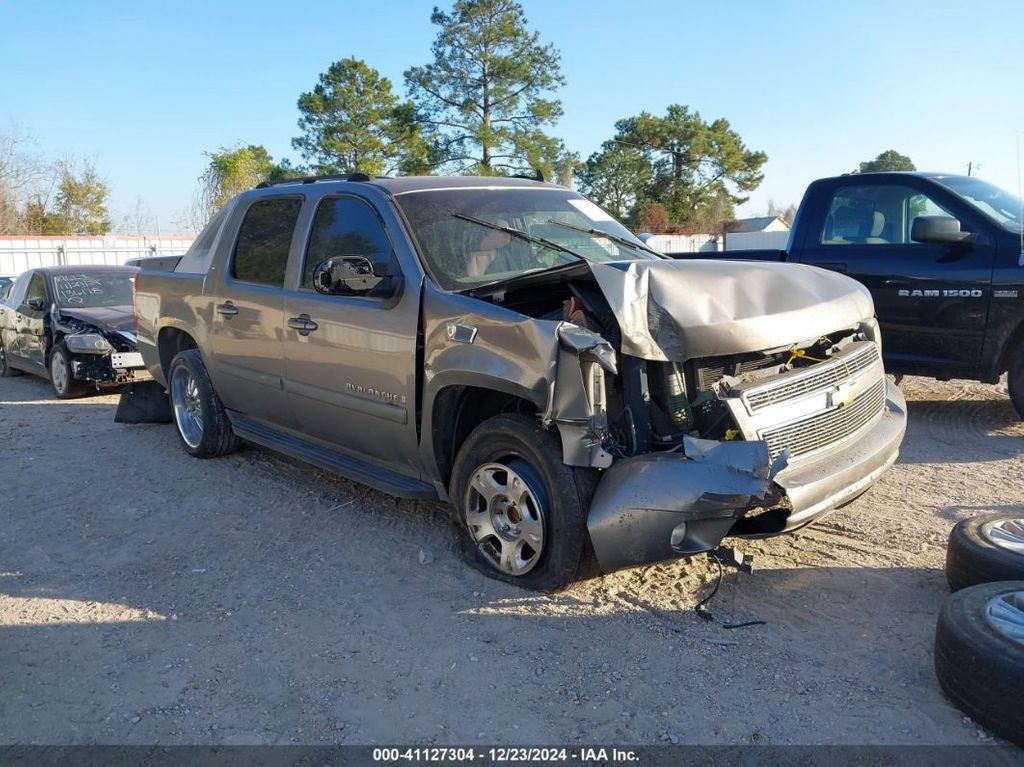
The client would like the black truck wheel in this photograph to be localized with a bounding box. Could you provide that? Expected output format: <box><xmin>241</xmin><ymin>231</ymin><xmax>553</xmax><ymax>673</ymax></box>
<box><xmin>1010</xmin><ymin>349</ymin><xmax>1024</xmax><ymax>419</ymax></box>
<box><xmin>0</xmin><ymin>339</ymin><xmax>22</xmax><ymax>377</ymax></box>
<box><xmin>946</xmin><ymin>513</ymin><xmax>1024</xmax><ymax>592</ymax></box>
<box><xmin>449</xmin><ymin>413</ymin><xmax>598</xmax><ymax>592</ymax></box>
<box><xmin>167</xmin><ymin>349</ymin><xmax>239</xmax><ymax>458</ymax></box>
<box><xmin>934</xmin><ymin>582</ymin><xmax>1024</xmax><ymax>745</ymax></box>
<box><xmin>49</xmin><ymin>342</ymin><xmax>88</xmax><ymax>399</ymax></box>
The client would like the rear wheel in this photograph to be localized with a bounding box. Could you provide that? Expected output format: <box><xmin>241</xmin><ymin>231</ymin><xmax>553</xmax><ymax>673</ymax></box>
<box><xmin>1009</xmin><ymin>348</ymin><xmax>1024</xmax><ymax>419</ymax></box>
<box><xmin>449</xmin><ymin>413</ymin><xmax>597</xmax><ymax>592</ymax></box>
<box><xmin>168</xmin><ymin>349</ymin><xmax>239</xmax><ymax>458</ymax></box>
<box><xmin>0</xmin><ymin>338</ymin><xmax>22</xmax><ymax>377</ymax></box>
<box><xmin>49</xmin><ymin>342</ymin><xmax>87</xmax><ymax>399</ymax></box>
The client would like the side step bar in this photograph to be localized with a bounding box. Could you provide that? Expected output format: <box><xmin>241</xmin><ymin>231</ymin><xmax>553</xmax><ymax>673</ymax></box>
<box><xmin>229</xmin><ymin>412</ymin><xmax>437</xmax><ymax>501</ymax></box>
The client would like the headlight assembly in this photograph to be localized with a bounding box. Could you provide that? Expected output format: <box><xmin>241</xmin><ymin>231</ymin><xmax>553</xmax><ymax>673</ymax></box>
<box><xmin>64</xmin><ymin>333</ymin><xmax>113</xmax><ymax>354</ymax></box>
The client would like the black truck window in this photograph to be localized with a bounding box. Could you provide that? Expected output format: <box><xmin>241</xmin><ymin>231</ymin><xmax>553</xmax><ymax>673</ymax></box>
<box><xmin>301</xmin><ymin>196</ymin><xmax>397</xmax><ymax>294</ymax></box>
<box><xmin>820</xmin><ymin>185</ymin><xmax>955</xmax><ymax>247</ymax></box>
<box><xmin>232</xmin><ymin>197</ymin><xmax>302</xmax><ymax>287</ymax></box>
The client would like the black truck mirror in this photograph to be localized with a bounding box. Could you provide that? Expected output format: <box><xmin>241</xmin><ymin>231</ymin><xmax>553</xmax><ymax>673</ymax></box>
<box><xmin>26</xmin><ymin>296</ymin><xmax>46</xmax><ymax>311</ymax></box>
<box><xmin>911</xmin><ymin>216</ymin><xmax>972</xmax><ymax>244</ymax></box>
<box><xmin>313</xmin><ymin>256</ymin><xmax>387</xmax><ymax>295</ymax></box>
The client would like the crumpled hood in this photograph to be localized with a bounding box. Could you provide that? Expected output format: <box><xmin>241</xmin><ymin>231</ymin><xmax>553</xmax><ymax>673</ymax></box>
<box><xmin>588</xmin><ymin>259</ymin><xmax>875</xmax><ymax>361</ymax></box>
<box><xmin>57</xmin><ymin>305</ymin><xmax>136</xmax><ymax>334</ymax></box>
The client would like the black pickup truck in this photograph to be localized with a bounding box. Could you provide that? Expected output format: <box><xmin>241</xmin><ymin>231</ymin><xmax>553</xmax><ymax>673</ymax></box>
<box><xmin>691</xmin><ymin>173</ymin><xmax>1024</xmax><ymax>416</ymax></box>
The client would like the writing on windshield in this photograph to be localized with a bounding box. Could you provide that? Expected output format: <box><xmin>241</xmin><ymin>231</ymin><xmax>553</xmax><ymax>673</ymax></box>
<box><xmin>53</xmin><ymin>273</ymin><xmax>133</xmax><ymax>307</ymax></box>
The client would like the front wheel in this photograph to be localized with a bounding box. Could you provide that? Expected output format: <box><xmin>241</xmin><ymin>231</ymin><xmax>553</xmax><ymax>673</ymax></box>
<box><xmin>1009</xmin><ymin>348</ymin><xmax>1024</xmax><ymax>419</ymax></box>
<box><xmin>49</xmin><ymin>342</ymin><xmax>87</xmax><ymax>399</ymax></box>
<box><xmin>167</xmin><ymin>349</ymin><xmax>239</xmax><ymax>458</ymax></box>
<box><xmin>449</xmin><ymin>413</ymin><xmax>597</xmax><ymax>592</ymax></box>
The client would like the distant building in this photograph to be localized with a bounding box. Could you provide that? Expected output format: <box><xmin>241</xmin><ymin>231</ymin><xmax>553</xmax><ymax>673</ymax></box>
<box><xmin>723</xmin><ymin>216</ymin><xmax>791</xmax><ymax>251</ymax></box>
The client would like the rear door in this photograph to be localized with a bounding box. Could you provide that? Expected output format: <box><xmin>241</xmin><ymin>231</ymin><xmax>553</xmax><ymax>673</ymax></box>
<box><xmin>793</xmin><ymin>179</ymin><xmax>996</xmax><ymax>368</ymax></box>
<box><xmin>282</xmin><ymin>194</ymin><xmax>420</xmax><ymax>471</ymax></box>
<box><xmin>205</xmin><ymin>195</ymin><xmax>302</xmax><ymax>426</ymax></box>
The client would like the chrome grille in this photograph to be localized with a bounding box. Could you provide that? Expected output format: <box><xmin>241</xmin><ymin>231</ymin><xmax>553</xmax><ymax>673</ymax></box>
<box><xmin>744</xmin><ymin>343</ymin><xmax>880</xmax><ymax>412</ymax></box>
<box><xmin>759</xmin><ymin>378</ymin><xmax>886</xmax><ymax>461</ymax></box>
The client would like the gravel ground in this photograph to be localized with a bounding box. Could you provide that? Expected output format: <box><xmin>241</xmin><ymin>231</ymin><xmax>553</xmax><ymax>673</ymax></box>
<box><xmin>0</xmin><ymin>372</ymin><xmax>1022</xmax><ymax>746</ymax></box>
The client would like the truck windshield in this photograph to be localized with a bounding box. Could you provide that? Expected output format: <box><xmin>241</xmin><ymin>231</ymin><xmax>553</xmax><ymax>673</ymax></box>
<box><xmin>52</xmin><ymin>272</ymin><xmax>134</xmax><ymax>308</ymax></box>
<box><xmin>394</xmin><ymin>187</ymin><xmax>661</xmax><ymax>291</ymax></box>
<box><xmin>936</xmin><ymin>176</ymin><xmax>1023</xmax><ymax>231</ymax></box>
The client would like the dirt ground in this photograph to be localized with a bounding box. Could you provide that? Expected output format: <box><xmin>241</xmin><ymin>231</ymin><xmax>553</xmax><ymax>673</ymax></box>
<box><xmin>1</xmin><ymin>372</ymin><xmax>1022</xmax><ymax>746</ymax></box>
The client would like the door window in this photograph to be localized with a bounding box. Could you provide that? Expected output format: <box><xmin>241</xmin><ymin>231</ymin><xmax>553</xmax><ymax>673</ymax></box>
<box><xmin>232</xmin><ymin>197</ymin><xmax>303</xmax><ymax>287</ymax></box>
<box><xmin>820</xmin><ymin>185</ymin><xmax>957</xmax><ymax>246</ymax></box>
<box><xmin>301</xmin><ymin>196</ymin><xmax>398</xmax><ymax>294</ymax></box>
<box><xmin>25</xmin><ymin>272</ymin><xmax>47</xmax><ymax>308</ymax></box>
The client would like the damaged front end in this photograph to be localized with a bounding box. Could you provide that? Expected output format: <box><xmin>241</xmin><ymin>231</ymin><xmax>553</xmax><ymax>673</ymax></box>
<box><xmin>53</xmin><ymin>309</ymin><xmax>151</xmax><ymax>388</ymax></box>
<box><xmin>468</xmin><ymin>257</ymin><xmax>907</xmax><ymax>574</ymax></box>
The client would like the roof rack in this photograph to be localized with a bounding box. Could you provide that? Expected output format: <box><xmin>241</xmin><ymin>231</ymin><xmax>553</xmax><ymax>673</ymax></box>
<box><xmin>256</xmin><ymin>172</ymin><xmax>375</xmax><ymax>189</ymax></box>
<box><xmin>511</xmin><ymin>169</ymin><xmax>545</xmax><ymax>182</ymax></box>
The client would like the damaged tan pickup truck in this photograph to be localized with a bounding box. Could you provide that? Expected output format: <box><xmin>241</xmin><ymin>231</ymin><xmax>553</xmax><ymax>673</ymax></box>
<box><xmin>129</xmin><ymin>175</ymin><xmax>907</xmax><ymax>590</ymax></box>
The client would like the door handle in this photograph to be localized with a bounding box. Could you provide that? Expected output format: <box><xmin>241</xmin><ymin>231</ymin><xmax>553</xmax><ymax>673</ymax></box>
<box><xmin>287</xmin><ymin>314</ymin><xmax>319</xmax><ymax>336</ymax></box>
<box><xmin>216</xmin><ymin>302</ymin><xmax>239</xmax><ymax>317</ymax></box>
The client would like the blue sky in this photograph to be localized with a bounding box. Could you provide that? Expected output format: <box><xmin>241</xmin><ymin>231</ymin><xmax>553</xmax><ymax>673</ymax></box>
<box><xmin>2</xmin><ymin>0</ymin><xmax>1022</xmax><ymax>232</ymax></box>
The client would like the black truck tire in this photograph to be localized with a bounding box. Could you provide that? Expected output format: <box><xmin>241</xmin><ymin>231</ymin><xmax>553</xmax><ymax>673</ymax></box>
<box><xmin>167</xmin><ymin>349</ymin><xmax>240</xmax><ymax>458</ymax></box>
<box><xmin>49</xmin><ymin>342</ymin><xmax>88</xmax><ymax>399</ymax></box>
<box><xmin>449</xmin><ymin>413</ymin><xmax>598</xmax><ymax>592</ymax></box>
<box><xmin>0</xmin><ymin>339</ymin><xmax>22</xmax><ymax>377</ymax></box>
<box><xmin>934</xmin><ymin>582</ymin><xmax>1024</xmax><ymax>745</ymax></box>
<box><xmin>1009</xmin><ymin>348</ymin><xmax>1024</xmax><ymax>419</ymax></box>
<box><xmin>946</xmin><ymin>513</ymin><xmax>1024</xmax><ymax>592</ymax></box>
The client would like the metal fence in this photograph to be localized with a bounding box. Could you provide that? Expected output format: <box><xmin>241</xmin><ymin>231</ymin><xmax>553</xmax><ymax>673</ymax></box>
<box><xmin>0</xmin><ymin>236</ymin><xmax>196</xmax><ymax>275</ymax></box>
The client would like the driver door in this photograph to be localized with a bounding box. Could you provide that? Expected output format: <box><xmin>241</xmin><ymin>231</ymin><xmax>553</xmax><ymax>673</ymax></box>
<box><xmin>18</xmin><ymin>271</ymin><xmax>49</xmax><ymax>371</ymax></box>
<box><xmin>282</xmin><ymin>194</ymin><xmax>420</xmax><ymax>472</ymax></box>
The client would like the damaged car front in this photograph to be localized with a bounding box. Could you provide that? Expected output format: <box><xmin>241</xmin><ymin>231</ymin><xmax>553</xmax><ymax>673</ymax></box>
<box><xmin>397</xmin><ymin>181</ymin><xmax>906</xmax><ymax>581</ymax></box>
<box><xmin>49</xmin><ymin>269</ymin><xmax>150</xmax><ymax>392</ymax></box>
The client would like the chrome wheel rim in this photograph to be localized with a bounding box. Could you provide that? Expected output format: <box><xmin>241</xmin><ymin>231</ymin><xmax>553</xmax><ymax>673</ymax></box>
<box><xmin>464</xmin><ymin>461</ymin><xmax>546</xmax><ymax>576</ymax></box>
<box><xmin>981</xmin><ymin>518</ymin><xmax>1024</xmax><ymax>554</ymax></box>
<box><xmin>985</xmin><ymin>591</ymin><xmax>1024</xmax><ymax>643</ymax></box>
<box><xmin>50</xmin><ymin>353</ymin><xmax>68</xmax><ymax>393</ymax></box>
<box><xmin>171</xmin><ymin>366</ymin><xmax>204</xmax><ymax>449</ymax></box>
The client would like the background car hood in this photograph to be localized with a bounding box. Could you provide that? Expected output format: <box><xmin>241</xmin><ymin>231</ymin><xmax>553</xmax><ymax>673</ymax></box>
<box><xmin>588</xmin><ymin>259</ymin><xmax>875</xmax><ymax>361</ymax></box>
<box><xmin>58</xmin><ymin>305</ymin><xmax>135</xmax><ymax>333</ymax></box>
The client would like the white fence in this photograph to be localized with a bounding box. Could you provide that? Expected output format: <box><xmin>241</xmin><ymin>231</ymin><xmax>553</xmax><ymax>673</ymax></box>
<box><xmin>0</xmin><ymin>236</ymin><xmax>196</xmax><ymax>276</ymax></box>
<box><xmin>723</xmin><ymin>230</ymin><xmax>791</xmax><ymax>251</ymax></box>
<box><xmin>642</xmin><ymin>233</ymin><xmax>721</xmax><ymax>254</ymax></box>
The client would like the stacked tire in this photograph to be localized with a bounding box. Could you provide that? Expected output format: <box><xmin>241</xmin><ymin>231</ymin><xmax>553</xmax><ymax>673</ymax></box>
<box><xmin>935</xmin><ymin>514</ymin><xmax>1024</xmax><ymax>745</ymax></box>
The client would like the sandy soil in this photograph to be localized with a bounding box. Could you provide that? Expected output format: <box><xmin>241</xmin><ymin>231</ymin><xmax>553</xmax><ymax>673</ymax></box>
<box><xmin>1</xmin><ymin>372</ymin><xmax>1022</xmax><ymax>746</ymax></box>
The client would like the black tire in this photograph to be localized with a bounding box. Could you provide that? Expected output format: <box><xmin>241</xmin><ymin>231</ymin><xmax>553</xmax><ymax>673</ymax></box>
<box><xmin>167</xmin><ymin>349</ymin><xmax>239</xmax><ymax>458</ymax></box>
<box><xmin>946</xmin><ymin>513</ymin><xmax>1024</xmax><ymax>592</ymax></box>
<box><xmin>0</xmin><ymin>338</ymin><xmax>22</xmax><ymax>377</ymax></box>
<box><xmin>934</xmin><ymin>582</ymin><xmax>1024</xmax><ymax>745</ymax></box>
<box><xmin>1009</xmin><ymin>349</ymin><xmax>1024</xmax><ymax>419</ymax></box>
<box><xmin>49</xmin><ymin>342</ymin><xmax>88</xmax><ymax>399</ymax></box>
<box><xmin>449</xmin><ymin>413</ymin><xmax>598</xmax><ymax>592</ymax></box>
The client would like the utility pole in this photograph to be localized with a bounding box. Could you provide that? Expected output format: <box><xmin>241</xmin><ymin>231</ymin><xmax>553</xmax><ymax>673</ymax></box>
<box><xmin>966</xmin><ymin>161</ymin><xmax>981</xmax><ymax>176</ymax></box>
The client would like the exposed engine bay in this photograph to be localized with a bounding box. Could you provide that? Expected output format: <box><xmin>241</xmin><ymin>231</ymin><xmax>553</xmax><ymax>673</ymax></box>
<box><xmin>469</xmin><ymin>258</ymin><xmax>881</xmax><ymax>465</ymax></box>
<box><xmin>52</xmin><ymin>308</ymin><xmax>150</xmax><ymax>387</ymax></box>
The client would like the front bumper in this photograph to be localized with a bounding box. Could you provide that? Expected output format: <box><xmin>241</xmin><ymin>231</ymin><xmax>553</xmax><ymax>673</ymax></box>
<box><xmin>71</xmin><ymin>351</ymin><xmax>152</xmax><ymax>386</ymax></box>
<box><xmin>586</xmin><ymin>380</ymin><xmax>907</xmax><ymax>573</ymax></box>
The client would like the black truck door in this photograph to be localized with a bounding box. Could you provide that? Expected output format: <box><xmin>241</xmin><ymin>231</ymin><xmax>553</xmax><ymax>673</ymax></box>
<box><xmin>792</xmin><ymin>179</ymin><xmax>995</xmax><ymax>372</ymax></box>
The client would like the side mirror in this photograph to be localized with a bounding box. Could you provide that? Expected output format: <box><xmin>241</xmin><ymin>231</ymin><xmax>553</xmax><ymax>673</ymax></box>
<box><xmin>911</xmin><ymin>216</ymin><xmax>972</xmax><ymax>244</ymax></box>
<box><xmin>26</xmin><ymin>296</ymin><xmax>45</xmax><ymax>311</ymax></box>
<box><xmin>313</xmin><ymin>256</ymin><xmax>389</xmax><ymax>295</ymax></box>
